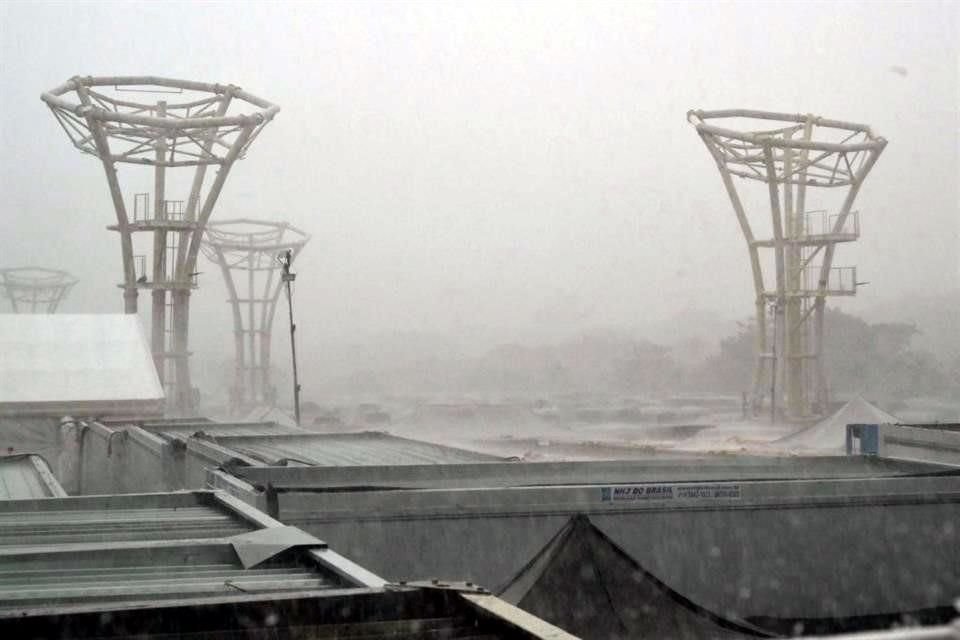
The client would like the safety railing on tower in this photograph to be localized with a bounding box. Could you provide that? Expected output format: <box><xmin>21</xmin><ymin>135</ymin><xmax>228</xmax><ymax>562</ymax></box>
<box><xmin>798</xmin><ymin>210</ymin><xmax>860</xmax><ymax>242</ymax></box>
<box><xmin>800</xmin><ymin>265</ymin><xmax>857</xmax><ymax>296</ymax></box>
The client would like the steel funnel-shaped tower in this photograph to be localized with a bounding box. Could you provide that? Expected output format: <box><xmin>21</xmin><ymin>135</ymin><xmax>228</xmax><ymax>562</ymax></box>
<box><xmin>0</xmin><ymin>268</ymin><xmax>77</xmax><ymax>313</ymax></box>
<box><xmin>202</xmin><ymin>219</ymin><xmax>310</xmax><ymax>412</ymax></box>
<box><xmin>689</xmin><ymin>110</ymin><xmax>886</xmax><ymax>420</ymax></box>
<box><xmin>42</xmin><ymin>76</ymin><xmax>279</xmax><ymax>413</ymax></box>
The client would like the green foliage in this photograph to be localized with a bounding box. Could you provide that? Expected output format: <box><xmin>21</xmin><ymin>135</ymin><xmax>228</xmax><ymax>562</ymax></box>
<box><xmin>694</xmin><ymin>307</ymin><xmax>958</xmax><ymax>398</ymax></box>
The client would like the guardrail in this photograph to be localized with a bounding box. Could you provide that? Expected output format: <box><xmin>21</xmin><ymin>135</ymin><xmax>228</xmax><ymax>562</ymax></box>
<box><xmin>801</xmin><ymin>265</ymin><xmax>857</xmax><ymax>295</ymax></box>
<box><xmin>132</xmin><ymin>193</ymin><xmax>186</xmax><ymax>222</ymax></box>
<box><xmin>800</xmin><ymin>210</ymin><xmax>860</xmax><ymax>240</ymax></box>
<box><xmin>847</xmin><ymin>423</ymin><xmax>960</xmax><ymax>467</ymax></box>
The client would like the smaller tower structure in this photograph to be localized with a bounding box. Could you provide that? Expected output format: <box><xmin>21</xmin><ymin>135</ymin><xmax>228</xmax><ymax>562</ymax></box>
<box><xmin>201</xmin><ymin>219</ymin><xmax>309</xmax><ymax>411</ymax></box>
<box><xmin>0</xmin><ymin>267</ymin><xmax>77</xmax><ymax>313</ymax></box>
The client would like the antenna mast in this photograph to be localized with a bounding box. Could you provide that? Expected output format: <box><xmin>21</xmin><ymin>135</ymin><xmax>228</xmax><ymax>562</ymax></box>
<box><xmin>279</xmin><ymin>249</ymin><xmax>301</xmax><ymax>426</ymax></box>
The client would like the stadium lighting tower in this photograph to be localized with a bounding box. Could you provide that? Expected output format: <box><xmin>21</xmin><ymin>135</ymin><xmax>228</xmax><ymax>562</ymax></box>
<box><xmin>688</xmin><ymin>110</ymin><xmax>886</xmax><ymax>420</ymax></box>
<box><xmin>42</xmin><ymin>76</ymin><xmax>278</xmax><ymax>413</ymax></box>
<box><xmin>201</xmin><ymin>220</ymin><xmax>309</xmax><ymax>413</ymax></box>
<box><xmin>0</xmin><ymin>268</ymin><xmax>77</xmax><ymax>313</ymax></box>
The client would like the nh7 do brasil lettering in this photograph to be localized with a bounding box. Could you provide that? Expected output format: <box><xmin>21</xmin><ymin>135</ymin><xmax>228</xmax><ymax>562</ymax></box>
<box><xmin>600</xmin><ymin>484</ymin><xmax>741</xmax><ymax>502</ymax></box>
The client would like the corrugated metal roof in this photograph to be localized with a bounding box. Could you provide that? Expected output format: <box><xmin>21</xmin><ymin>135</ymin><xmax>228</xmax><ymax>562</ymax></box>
<box><xmin>0</xmin><ymin>454</ymin><xmax>65</xmax><ymax>499</ymax></box>
<box><xmin>0</xmin><ymin>580</ymin><xmax>577</xmax><ymax>640</ymax></box>
<box><xmin>0</xmin><ymin>492</ymin><xmax>255</xmax><ymax>546</ymax></box>
<box><xmin>228</xmin><ymin>454</ymin><xmax>952</xmax><ymax>491</ymax></box>
<box><xmin>0</xmin><ymin>543</ymin><xmax>344</xmax><ymax>611</ymax></box>
<box><xmin>150</xmin><ymin>420</ymin><xmax>307</xmax><ymax>439</ymax></box>
<box><xmin>0</xmin><ymin>489</ymin><xmax>390</xmax><ymax>617</ymax></box>
<box><xmin>208</xmin><ymin>431</ymin><xmax>501</xmax><ymax>466</ymax></box>
<box><xmin>99</xmin><ymin>416</ymin><xmax>214</xmax><ymax>428</ymax></box>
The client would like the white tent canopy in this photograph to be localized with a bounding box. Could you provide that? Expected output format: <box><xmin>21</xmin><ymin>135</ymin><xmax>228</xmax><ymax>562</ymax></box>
<box><xmin>0</xmin><ymin>314</ymin><xmax>164</xmax><ymax>417</ymax></box>
<box><xmin>777</xmin><ymin>396</ymin><xmax>899</xmax><ymax>452</ymax></box>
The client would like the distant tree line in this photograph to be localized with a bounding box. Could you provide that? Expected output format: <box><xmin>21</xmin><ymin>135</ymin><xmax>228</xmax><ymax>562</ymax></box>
<box><xmin>692</xmin><ymin>307</ymin><xmax>959</xmax><ymax>399</ymax></box>
<box><xmin>315</xmin><ymin>307</ymin><xmax>958</xmax><ymax>401</ymax></box>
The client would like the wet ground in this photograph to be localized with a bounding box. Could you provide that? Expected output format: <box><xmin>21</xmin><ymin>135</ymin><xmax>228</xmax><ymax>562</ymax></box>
<box><xmin>294</xmin><ymin>398</ymin><xmax>808</xmax><ymax>461</ymax></box>
<box><xmin>217</xmin><ymin>392</ymin><xmax>960</xmax><ymax>461</ymax></box>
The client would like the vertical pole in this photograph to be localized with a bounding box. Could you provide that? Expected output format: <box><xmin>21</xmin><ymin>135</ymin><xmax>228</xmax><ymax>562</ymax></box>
<box><xmin>247</xmin><ymin>235</ymin><xmax>257</xmax><ymax>404</ymax></box>
<box><xmin>763</xmin><ymin>142</ymin><xmax>787</xmax><ymax>421</ymax></box>
<box><xmin>794</xmin><ymin>118</ymin><xmax>814</xmax><ymax>414</ymax></box>
<box><xmin>770</xmin><ymin>300</ymin><xmax>778</xmax><ymax>424</ymax></box>
<box><xmin>754</xmin><ymin>297</ymin><xmax>767</xmax><ymax>414</ymax></box>
<box><xmin>782</xmin><ymin>131</ymin><xmax>804</xmax><ymax>418</ymax></box>
<box><xmin>152</xmin><ymin>101</ymin><xmax>168</xmax><ymax>389</ymax></box>
<box><xmin>281</xmin><ymin>250</ymin><xmax>301</xmax><ymax>426</ymax></box>
<box><xmin>171</xmin><ymin>289</ymin><xmax>192</xmax><ymax>414</ymax></box>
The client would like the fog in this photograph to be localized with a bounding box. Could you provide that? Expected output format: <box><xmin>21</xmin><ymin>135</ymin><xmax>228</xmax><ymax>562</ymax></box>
<box><xmin>1</xmin><ymin>1</ymin><xmax>957</xmax><ymax>397</ymax></box>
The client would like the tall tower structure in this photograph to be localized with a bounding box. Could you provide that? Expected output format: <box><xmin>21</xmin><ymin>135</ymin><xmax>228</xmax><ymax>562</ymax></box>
<box><xmin>201</xmin><ymin>219</ymin><xmax>310</xmax><ymax>412</ymax></box>
<box><xmin>0</xmin><ymin>268</ymin><xmax>77</xmax><ymax>313</ymax></box>
<box><xmin>42</xmin><ymin>76</ymin><xmax>278</xmax><ymax>413</ymax></box>
<box><xmin>688</xmin><ymin>110</ymin><xmax>886</xmax><ymax>420</ymax></box>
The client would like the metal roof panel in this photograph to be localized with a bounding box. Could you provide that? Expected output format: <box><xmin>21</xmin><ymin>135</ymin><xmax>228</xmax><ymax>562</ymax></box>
<box><xmin>0</xmin><ymin>543</ymin><xmax>345</xmax><ymax>612</ymax></box>
<box><xmin>0</xmin><ymin>455</ymin><xmax>65</xmax><ymax>500</ymax></box>
<box><xmin>0</xmin><ymin>492</ymin><xmax>257</xmax><ymax>546</ymax></box>
<box><xmin>208</xmin><ymin>431</ymin><xmax>501</xmax><ymax>467</ymax></box>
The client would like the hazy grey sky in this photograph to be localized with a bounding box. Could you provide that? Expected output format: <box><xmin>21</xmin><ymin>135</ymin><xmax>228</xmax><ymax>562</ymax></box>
<box><xmin>1</xmin><ymin>1</ymin><xmax>957</xmax><ymax>368</ymax></box>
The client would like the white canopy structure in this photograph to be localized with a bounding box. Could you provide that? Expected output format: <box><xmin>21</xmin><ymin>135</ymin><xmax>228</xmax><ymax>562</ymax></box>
<box><xmin>776</xmin><ymin>396</ymin><xmax>899</xmax><ymax>452</ymax></box>
<box><xmin>0</xmin><ymin>314</ymin><xmax>164</xmax><ymax>417</ymax></box>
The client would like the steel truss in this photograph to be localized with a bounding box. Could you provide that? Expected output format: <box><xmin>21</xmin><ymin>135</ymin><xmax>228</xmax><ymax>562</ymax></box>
<box><xmin>0</xmin><ymin>267</ymin><xmax>77</xmax><ymax>313</ymax></box>
<box><xmin>42</xmin><ymin>76</ymin><xmax>278</xmax><ymax>413</ymax></box>
<box><xmin>201</xmin><ymin>219</ymin><xmax>310</xmax><ymax>412</ymax></box>
<box><xmin>688</xmin><ymin>110</ymin><xmax>886</xmax><ymax>420</ymax></box>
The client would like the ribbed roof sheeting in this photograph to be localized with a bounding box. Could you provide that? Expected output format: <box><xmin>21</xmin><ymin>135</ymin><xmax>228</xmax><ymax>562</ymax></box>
<box><xmin>0</xmin><ymin>494</ymin><xmax>255</xmax><ymax>546</ymax></box>
<box><xmin>0</xmin><ymin>455</ymin><xmax>65</xmax><ymax>499</ymax></box>
<box><xmin>152</xmin><ymin>421</ymin><xmax>308</xmax><ymax>439</ymax></box>
<box><xmin>0</xmin><ymin>564</ymin><xmax>334</xmax><ymax>608</ymax></box>
<box><xmin>213</xmin><ymin>431</ymin><xmax>501</xmax><ymax>466</ymax></box>
<box><xmin>0</xmin><ymin>580</ymin><xmax>573</xmax><ymax>639</ymax></box>
<box><xmin>0</xmin><ymin>506</ymin><xmax>253</xmax><ymax>546</ymax></box>
<box><xmin>0</xmin><ymin>546</ymin><xmax>341</xmax><ymax>611</ymax></box>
